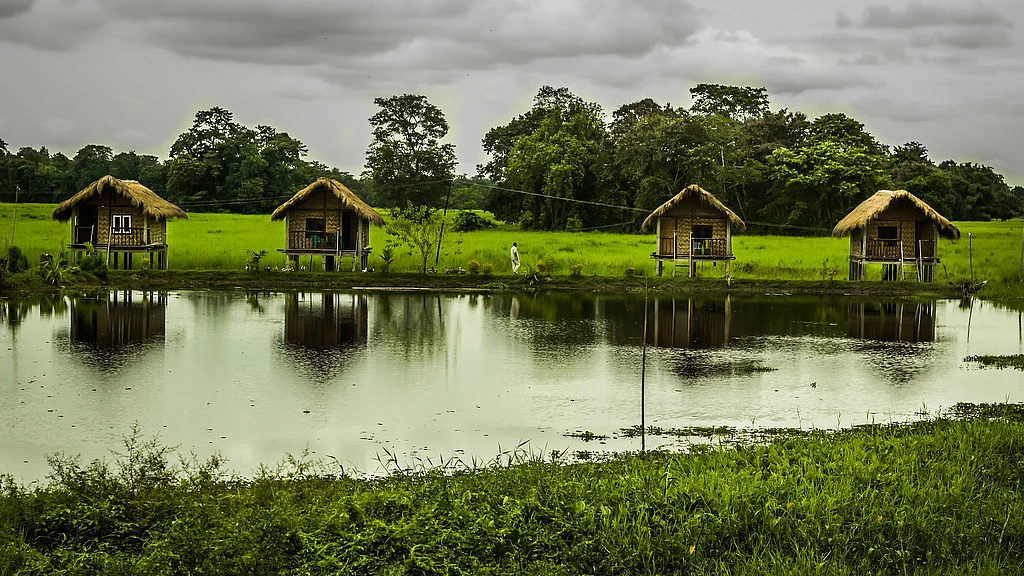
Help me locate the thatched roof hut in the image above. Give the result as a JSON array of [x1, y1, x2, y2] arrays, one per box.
[[52, 175, 187, 222], [832, 190, 959, 240], [271, 178, 383, 225], [641, 184, 746, 233]]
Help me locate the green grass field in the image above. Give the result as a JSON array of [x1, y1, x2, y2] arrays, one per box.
[[2, 202, 1021, 287], [2, 405, 1023, 574]]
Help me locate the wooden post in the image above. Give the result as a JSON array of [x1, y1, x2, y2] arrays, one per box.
[[688, 236, 693, 278]]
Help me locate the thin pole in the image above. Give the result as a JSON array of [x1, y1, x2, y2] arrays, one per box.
[[434, 178, 454, 268], [641, 282, 649, 453], [1018, 226, 1023, 277], [9, 184, 18, 245], [968, 232, 974, 280]]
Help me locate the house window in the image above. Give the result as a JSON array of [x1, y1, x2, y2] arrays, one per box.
[[877, 226, 898, 241], [692, 225, 714, 239], [305, 218, 326, 238], [111, 214, 132, 234]]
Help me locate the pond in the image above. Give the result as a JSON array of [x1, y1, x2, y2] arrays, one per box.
[[2, 290, 1022, 483]]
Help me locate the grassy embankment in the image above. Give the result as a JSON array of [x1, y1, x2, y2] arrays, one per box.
[[1, 404, 1023, 574], [2, 203, 1022, 297]]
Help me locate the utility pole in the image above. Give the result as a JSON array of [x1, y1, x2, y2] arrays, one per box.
[[434, 178, 454, 268]]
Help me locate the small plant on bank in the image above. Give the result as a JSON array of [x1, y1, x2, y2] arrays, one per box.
[[245, 249, 267, 272], [77, 242, 108, 280], [39, 251, 71, 286], [379, 242, 397, 275], [5, 245, 30, 273], [535, 260, 548, 275], [481, 262, 494, 276], [467, 259, 480, 274], [625, 267, 636, 277], [570, 260, 584, 278]]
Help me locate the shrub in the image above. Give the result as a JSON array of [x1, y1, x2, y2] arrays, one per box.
[[535, 260, 548, 275], [78, 243, 108, 280], [625, 267, 636, 277], [5, 245, 29, 273], [467, 259, 480, 274], [379, 242, 397, 275], [565, 214, 583, 233], [452, 211, 495, 232], [481, 262, 494, 276], [570, 262, 584, 278], [245, 249, 267, 272]]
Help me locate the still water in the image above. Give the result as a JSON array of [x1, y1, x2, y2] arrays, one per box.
[[2, 290, 1023, 482]]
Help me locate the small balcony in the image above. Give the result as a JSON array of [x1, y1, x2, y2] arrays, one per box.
[[657, 237, 730, 258]]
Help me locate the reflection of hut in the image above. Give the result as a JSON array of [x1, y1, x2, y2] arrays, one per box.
[[848, 301, 935, 342], [52, 176, 187, 270], [284, 292, 368, 350], [641, 185, 745, 277], [67, 291, 166, 372], [271, 178, 384, 272], [832, 190, 960, 282], [71, 291, 166, 348], [648, 297, 731, 349]]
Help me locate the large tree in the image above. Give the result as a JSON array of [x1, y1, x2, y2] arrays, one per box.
[[364, 94, 456, 208], [480, 87, 609, 230]]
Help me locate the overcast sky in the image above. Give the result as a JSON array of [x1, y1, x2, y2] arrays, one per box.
[[1, 0, 1021, 185]]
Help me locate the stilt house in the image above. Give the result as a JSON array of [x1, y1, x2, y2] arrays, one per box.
[[641, 184, 746, 277], [271, 178, 384, 272], [51, 175, 187, 270], [832, 190, 960, 281]]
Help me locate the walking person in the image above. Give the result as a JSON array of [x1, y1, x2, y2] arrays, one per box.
[[510, 241, 520, 274]]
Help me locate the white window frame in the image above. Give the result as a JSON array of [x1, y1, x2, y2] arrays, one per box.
[[111, 214, 133, 235]]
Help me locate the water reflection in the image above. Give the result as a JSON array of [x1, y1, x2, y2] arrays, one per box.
[[64, 291, 167, 372], [848, 301, 935, 342], [648, 297, 731, 349], [277, 292, 368, 380]]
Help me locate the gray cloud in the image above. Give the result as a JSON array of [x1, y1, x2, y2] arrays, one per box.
[[0, 0, 105, 51], [0, 0, 34, 18], [63, 0, 704, 88], [859, 3, 1012, 29]]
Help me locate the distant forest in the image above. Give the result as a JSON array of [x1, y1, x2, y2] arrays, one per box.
[[1, 84, 1021, 233]]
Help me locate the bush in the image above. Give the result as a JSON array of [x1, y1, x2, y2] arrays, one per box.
[[78, 243, 108, 280], [379, 242, 397, 275], [570, 263, 584, 278], [245, 249, 267, 272], [535, 260, 548, 275], [452, 211, 495, 232], [625, 267, 636, 277], [467, 259, 480, 274], [565, 214, 583, 233], [481, 262, 494, 276], [5, 245, 29, 273]]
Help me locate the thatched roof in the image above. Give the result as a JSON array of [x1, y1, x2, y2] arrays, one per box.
[[832, 190, 960, 239], [52, 175, 187, 222], [640, 184, 746, 232], [271, 178, 384, 225]]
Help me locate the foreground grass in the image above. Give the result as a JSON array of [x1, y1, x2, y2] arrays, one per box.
[[3, 203, 1022, 297], [2, 405, 1024, 575]]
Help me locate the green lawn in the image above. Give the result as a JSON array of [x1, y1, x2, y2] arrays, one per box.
[[2, 202, 1021, 286]]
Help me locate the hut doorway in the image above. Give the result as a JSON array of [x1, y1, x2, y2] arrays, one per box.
[[342, 212, 358, 251], [76, 206, 98, 244]]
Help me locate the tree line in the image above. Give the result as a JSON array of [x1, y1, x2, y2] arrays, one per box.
[[1, 84, 1021, 233]]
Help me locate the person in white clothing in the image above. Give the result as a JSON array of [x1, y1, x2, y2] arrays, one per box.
[[510, 241, 520, 274]]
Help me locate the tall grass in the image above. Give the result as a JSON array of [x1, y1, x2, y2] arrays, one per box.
[[3, 203, 1021, 286], [2, 406, 1023, 574]]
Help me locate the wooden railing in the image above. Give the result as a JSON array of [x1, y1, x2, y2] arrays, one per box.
[[107, 227, 151, 247], [74, 226, 96, 244], [657, 237, 729, 257], [75, 226, 153, 246], [288, 230, 340, 251], [864, 239, 937, 260]]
